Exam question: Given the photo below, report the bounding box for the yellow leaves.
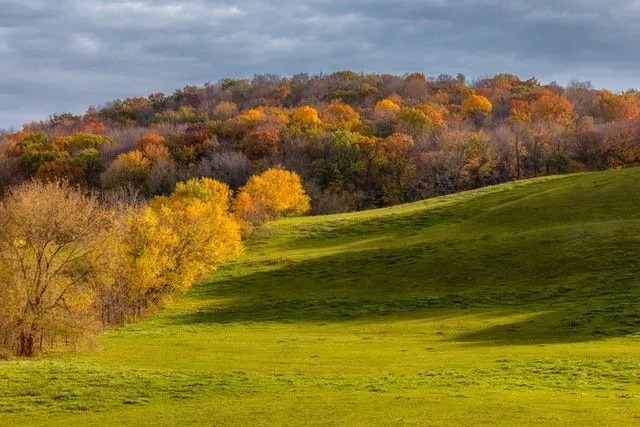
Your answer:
[291,106,320,126]
[322,102,361,131]
[509,99,532,123]
[173,177,233,211]
[11,238,26,249]
[0,181,111,355]
[375,99,401,115]
[121,177,243,298]
[416,102,447,127]
[240,108,264,125]
[461,94,493,118]
[114,150,151,172]
[232,168,310,228]
[289,106,321,137]
[102,150,152,189]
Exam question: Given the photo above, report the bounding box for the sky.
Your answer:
[1,0,640,129]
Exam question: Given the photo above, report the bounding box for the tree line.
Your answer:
[1,72,639,213]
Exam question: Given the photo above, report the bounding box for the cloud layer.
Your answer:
[1,0,639,128]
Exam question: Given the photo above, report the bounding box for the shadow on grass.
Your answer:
[164,232,640,345]
[453,296,640,346]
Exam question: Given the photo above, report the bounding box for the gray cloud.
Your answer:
[1,0,639,128]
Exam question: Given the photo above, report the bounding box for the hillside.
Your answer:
[2,168,640,424]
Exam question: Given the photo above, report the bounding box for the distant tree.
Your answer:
[102,150,151,190]
[322,102,361,131]
[461,94,493,121]
[530,91,574,125]
[243,126,281,159]
[194,151,253,189]
[212,101,239,120]
[395,108,431,137]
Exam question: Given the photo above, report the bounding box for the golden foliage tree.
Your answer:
[461,94,493,119]
[232,168,310,228]
[105,178,243,323]
[323,102,362,131]
[289,106,321,137]
[0,181,112,356]
[598,91,640,122]
[374,98,401,116]
[102,150,151,189]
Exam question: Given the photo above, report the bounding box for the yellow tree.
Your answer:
[232,168,310,228]
[461,94,493,120]
[0,181,112,356]
[417,102,447,128]
[108,178,243,321]
[289,106,321,137]
[374,98,401,117]
[102,150,151,189]
[322,102,361,131]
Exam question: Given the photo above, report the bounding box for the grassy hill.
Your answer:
[2,168,640,425]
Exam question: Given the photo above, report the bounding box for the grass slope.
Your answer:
[2,168,640,425]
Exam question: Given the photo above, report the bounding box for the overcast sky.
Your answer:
[1,0,640,129]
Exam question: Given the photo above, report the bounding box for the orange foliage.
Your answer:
[142,143,171,163]
[277,83,292,99]
[405,72,427,82]
[598,91,640,122]
[530,92,574,125]
[509,99,532,123]
[417,102,447,127]
[77,121,106,134]
[137,134,166,151]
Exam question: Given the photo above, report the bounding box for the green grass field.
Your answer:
[2,168,640,425]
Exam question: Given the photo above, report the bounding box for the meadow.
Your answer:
[1,168,640,425]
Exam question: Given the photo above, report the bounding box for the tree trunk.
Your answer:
[18,333,34,357]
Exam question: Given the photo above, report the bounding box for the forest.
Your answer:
[1,71,639,212]
[1,71,639,357]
